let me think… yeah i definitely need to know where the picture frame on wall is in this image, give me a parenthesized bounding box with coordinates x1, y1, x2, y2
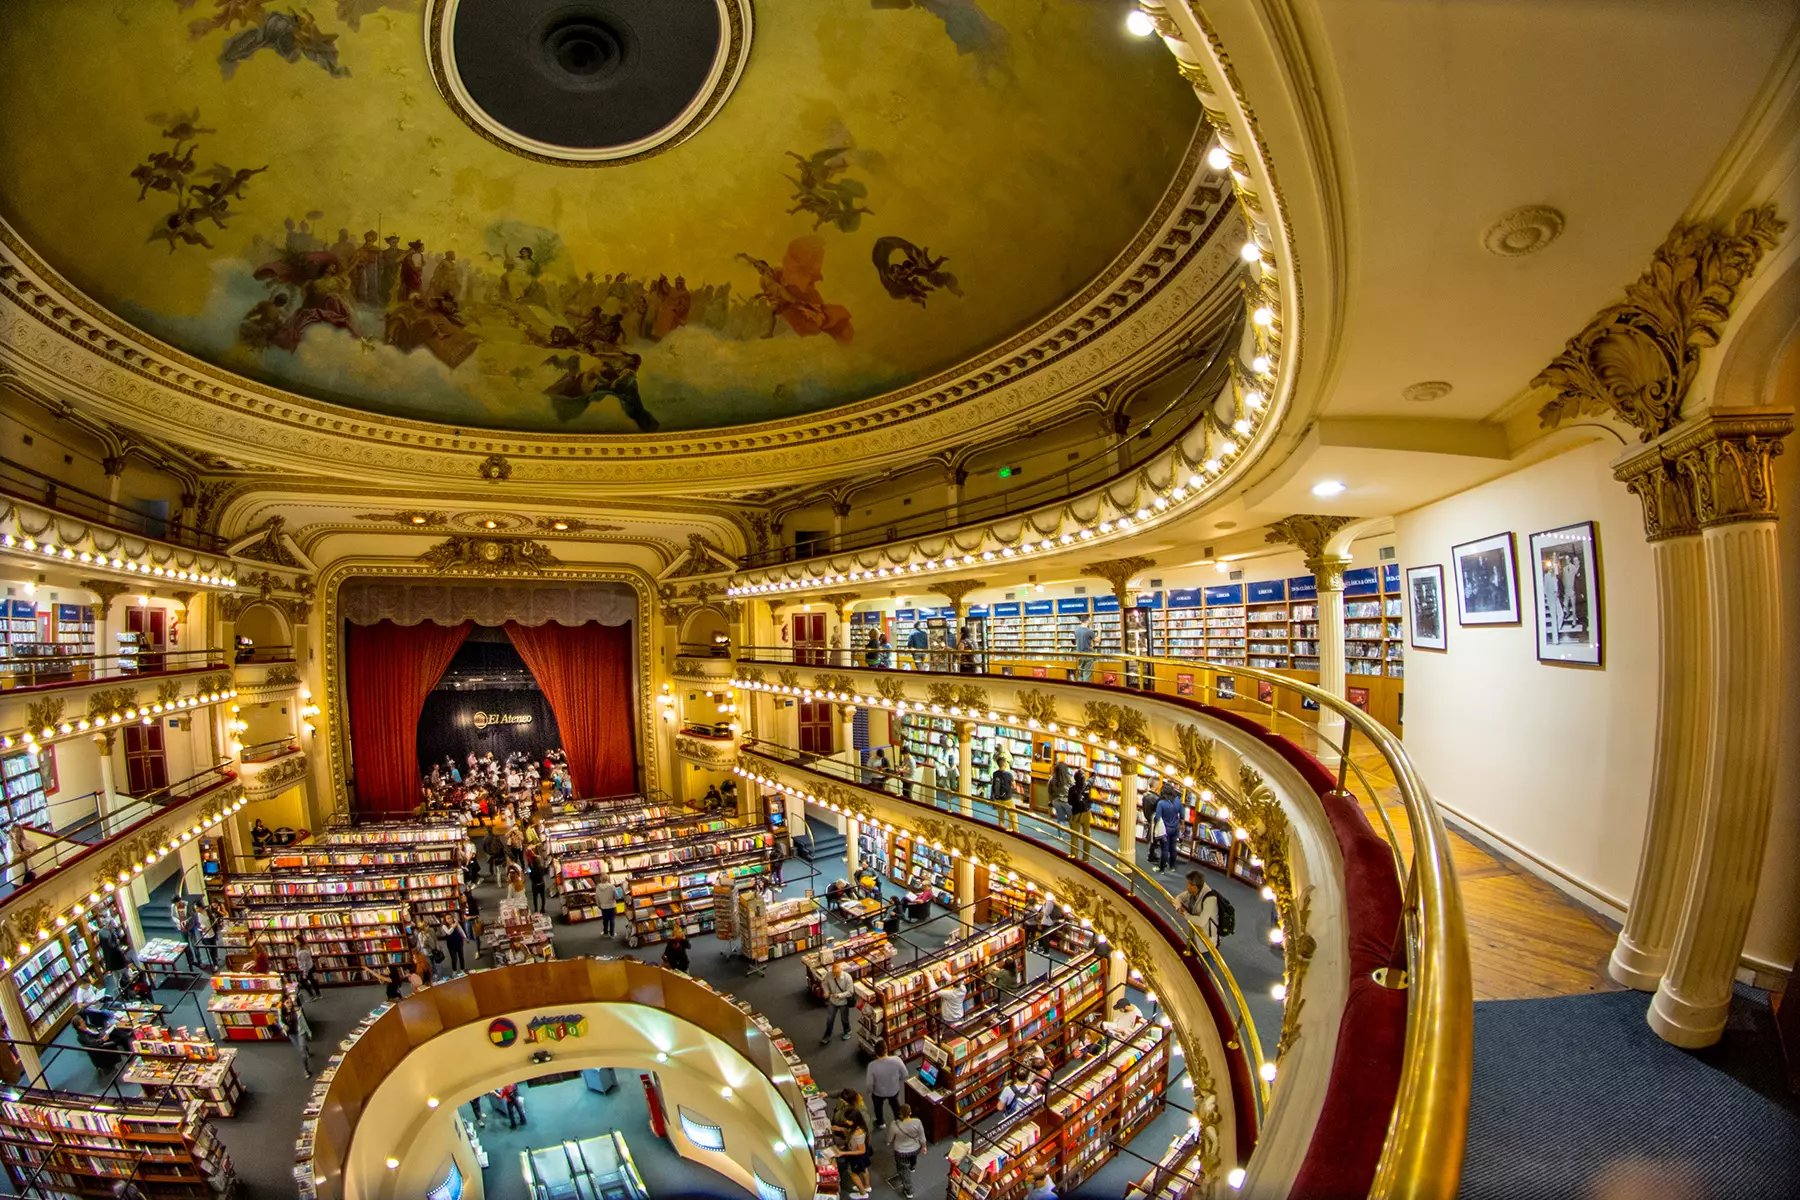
(1451, 532, 1520, 625)
(1406, 564, 1448, 651)
(1529, 521, 1604, 667)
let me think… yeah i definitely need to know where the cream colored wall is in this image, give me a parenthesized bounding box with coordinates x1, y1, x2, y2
(1750, 406, 1797, 972)
(1395, 439, 1656, 922)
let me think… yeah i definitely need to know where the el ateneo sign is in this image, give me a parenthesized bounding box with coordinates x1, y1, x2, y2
(472, 711, 534, 730)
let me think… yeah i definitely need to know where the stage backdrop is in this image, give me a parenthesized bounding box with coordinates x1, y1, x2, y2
(417, 688, 563, 773)
(504, 621, 637, 799)
(345, 620, 472, 816)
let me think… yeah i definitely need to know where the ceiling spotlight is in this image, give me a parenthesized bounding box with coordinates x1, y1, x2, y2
(1125, 8, 1156, 36)
(1240, 240, 1260, 262)
(1207, 145, 1231, 170)
(1311, 480, 1347, 497)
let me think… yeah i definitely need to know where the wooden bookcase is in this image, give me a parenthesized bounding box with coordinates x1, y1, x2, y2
(0, 1091, 235, 1198)
(854, 923, 1024, 1061)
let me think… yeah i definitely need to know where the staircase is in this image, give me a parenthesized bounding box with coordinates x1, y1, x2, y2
(136, 877, 187, 946)
(796, 817, 846, 863)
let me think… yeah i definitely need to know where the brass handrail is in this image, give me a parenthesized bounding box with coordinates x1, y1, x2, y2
(737, 735, 1271, 1120)
(733, 645, 1472, 1200)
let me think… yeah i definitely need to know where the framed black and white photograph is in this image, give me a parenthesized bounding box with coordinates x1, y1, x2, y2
(1451, 532, 1520, 625)
(1529, 522, 1603, 666)
(1406, 564, 1448, 651)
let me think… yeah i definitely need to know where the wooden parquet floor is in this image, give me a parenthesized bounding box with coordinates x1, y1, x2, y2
(1329, 741, 1625, 1001)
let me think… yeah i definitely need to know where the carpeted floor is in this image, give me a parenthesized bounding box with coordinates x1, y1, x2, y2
(1460, 987, 1800, 1200)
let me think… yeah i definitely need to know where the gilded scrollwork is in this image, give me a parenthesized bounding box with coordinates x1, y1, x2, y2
(1237, 764, 1312, 1058)
(262, 664, 300, 688)
(873, 676, 908, 705)
(776, 669, 801, 690)
(1264, 514, 1355, 562)
(812, 673, 855, 696)
(908, 816, 1012, 871)
(1080, 700, 1150, 751)
(1535, 204, 1786, 440)
(1175, 725, 1222, 793)
(417, 535, 561, 575)
(1015, 688, 1059, 727)
(86, 688, 140, 723)
(25, 698, 64, 734)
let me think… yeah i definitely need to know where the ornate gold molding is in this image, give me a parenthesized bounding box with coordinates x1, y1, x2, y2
(932, 579, 987, 619)
(908, 816, 1012, 871)
(1614, 408, 1792, 538)
(1080, 700, 1150, 752)
(1237, 765, 1312, 1058)
(78, 578, 133, 609)
(1264, 514, 1355, 562)
(25, 699, 65, 735)
(925, 682, 991, 713)
(1015, 689, 1060, 728)
(417, 535, 561, 575)
(355, 510, 449, 527)
(1176, 724, 1223, 794)
(1080, 555, 1158, 602)
(873, 677, 909, 706)
(812, 674, 856, 696)
(1536, 204, 1786, 440)
(85, 688, 139, 723)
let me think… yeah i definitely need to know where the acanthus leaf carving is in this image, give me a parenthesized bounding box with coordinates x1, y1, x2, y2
(417, 535, 561, 576)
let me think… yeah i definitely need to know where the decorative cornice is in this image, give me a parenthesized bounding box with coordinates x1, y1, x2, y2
(354, 510, 449, 528)
(1264, 514, 1355, 561)
(932, 579, 987, 616)
(1536, 204, 1786, 441)
(1614, 407, 1792, 537)
(1080, 555, 1158, 602)
(77, 578, 133, 608)
(417, 535, 561, 575)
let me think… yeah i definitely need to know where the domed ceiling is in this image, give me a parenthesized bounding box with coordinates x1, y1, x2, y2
(0, 0, 1198, 435)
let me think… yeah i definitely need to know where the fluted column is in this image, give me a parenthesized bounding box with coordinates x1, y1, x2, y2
(846, 818, 861, 877)
(1610, 457, 1709, 989)
(955, 723, 974, 818)
(93, 731, 122, 836)
(1116, 759, 1141, 863)
(1309, 554, 1353, 745)
(955, 858, 977, 932)
(1645, 411, 1789, 1048)
(0, 975, 41, 1081)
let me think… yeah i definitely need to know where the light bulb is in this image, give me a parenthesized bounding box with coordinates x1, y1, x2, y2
(1228, 1168, 1246, 1190)
(1207, 145, 1230, 170)
(1240, 240, 1260, 262)
(1125, 9, 1156, 36)
(1271, 982, 1287, 1001)
(1259, 1062, 1278, 1082)
(1311, 479, 1347, 497)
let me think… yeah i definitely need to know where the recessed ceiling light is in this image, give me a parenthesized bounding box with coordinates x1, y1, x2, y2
(1125, 9, 1156, 36)
(1311, 480, 1347, 497)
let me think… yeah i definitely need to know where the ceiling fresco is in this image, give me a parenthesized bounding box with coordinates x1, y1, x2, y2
(0, 1, 1198, 435)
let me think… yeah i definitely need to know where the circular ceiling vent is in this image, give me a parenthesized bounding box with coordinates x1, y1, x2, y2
(1402, 380, 1454, 403)
(426, 0, 752, 165)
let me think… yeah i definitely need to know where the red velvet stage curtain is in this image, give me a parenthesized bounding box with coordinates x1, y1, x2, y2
(504, 621, 638, 798)
(346, 620, 472, 816)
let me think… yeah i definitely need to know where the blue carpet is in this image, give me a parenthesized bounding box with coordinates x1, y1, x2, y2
(1462, 989, 1800, 1200)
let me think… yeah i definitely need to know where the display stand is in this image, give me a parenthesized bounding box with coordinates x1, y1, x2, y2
(623, 832, 774, 946)
(1128, 1127, 1207, 1199)
(737, 893, 821, 964)
(801, 930, 893, 999)
(208, 972, 288, 1041)
(122, 1030, 243, 1118)
(0, 1090, 235, 1198)
(491, 900, 555, 966)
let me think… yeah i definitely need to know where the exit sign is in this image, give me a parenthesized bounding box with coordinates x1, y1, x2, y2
(997, 465, 1024, 478)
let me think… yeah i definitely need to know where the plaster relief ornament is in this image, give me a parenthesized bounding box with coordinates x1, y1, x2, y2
(416, 535, 561, 575)
(1535, 204, 1785, 441)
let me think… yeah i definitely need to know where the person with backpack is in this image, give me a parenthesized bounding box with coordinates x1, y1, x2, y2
(1178, 871, 1232, 944)
(1067, 767, 1094, 862)
(990, 761, 1018, 831)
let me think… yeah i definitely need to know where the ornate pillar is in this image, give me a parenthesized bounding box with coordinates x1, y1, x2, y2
(846, 818, 861, 877)
(955, 858, 977, 933)
(1609, 455, 1709, 989)
(93, 731, 122, 835)
(1649, 412, 1790, 1048)
(955, 722, 974, 817)
(1107, 947, 1129, 1013)
(102, 455, 125, 503)
(1117, 758, 1141, 862)
(1265, 516, 1356, 743)
(1309, 553, 1353, 745)
(830, 497, 852, 552)
(946, 465, 967, 525)
(79, 580, 131, 676)
(0, 975, 42, 1081)
(934, 579, 986, 630)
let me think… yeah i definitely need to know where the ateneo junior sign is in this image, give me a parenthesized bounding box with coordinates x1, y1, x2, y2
(471, 711, 534, 730)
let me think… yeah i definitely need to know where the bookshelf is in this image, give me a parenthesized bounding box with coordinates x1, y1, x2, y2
(1160, 590, 1204, 660)
(921, 952, 1104, 1127)
(1020, 600, 1056, 658)
(122, 1032, 243, 1117)
(946, 1024, 1169, 1200)
(0, 1090, 235, 1198)
(738, 894, 822, 962)
(264, 844, 458, 871)
(987, 602, 1023, 657)
(1130, 1127, 1207, 1200)
(223, 865, 460, 925)
(619, 828, 776, 945)
(854, 923, 1024, 1060)
(1049, 598, 1091, 661)
(1091, 595, 1122, 655)
(1200, 585, 1247, 667)
(854, 824, 891, 885)
(320, 820, 464, 847)
(207, 972, 289, 1041)
(1289, 573, 1320, 669)
(2, 749, 49, 831)
(222, 906, 412, 986)
(1245, 579, 1290, 670)
(971, 726, 1031, 806)
(12, 936, 81, 1037)
(888, 833, 954, 906)
(984, 869, 1029, 922)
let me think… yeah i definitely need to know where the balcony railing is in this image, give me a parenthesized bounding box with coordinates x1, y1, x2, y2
(1, 760, 238, 903)
(734, 645, 1472, 1200)
(239, 737, 301, 764)
(740, 309, 1242, 570)
(234, 644, 295, 664)
(0, 456, 227, 554)
(0, 647, 227, 692)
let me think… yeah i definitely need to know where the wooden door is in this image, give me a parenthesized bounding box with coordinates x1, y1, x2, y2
(127, 607, 168, 672)
(797, 701, 834, 755)
(123, 723, 168, 795)
(792, 611, 826, 667)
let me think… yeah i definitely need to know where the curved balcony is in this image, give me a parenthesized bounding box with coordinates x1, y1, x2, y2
(673, 728, 738, 770)
(238, 739, 306, 802)
(731, 647, 1470, 1200)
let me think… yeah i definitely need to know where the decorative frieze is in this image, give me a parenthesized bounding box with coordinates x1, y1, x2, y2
(1615, 408, 1792, 539)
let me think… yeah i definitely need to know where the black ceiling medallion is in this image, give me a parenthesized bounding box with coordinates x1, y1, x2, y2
(425, 0, 752, 165)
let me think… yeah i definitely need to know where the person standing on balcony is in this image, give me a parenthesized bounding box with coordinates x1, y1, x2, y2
(956, 625, 978, 674)
(1178, 872, 1222, 944)
(1067, 768, 1094, 862)
(192, 902, 219, 968)
(991, 760, 1018, 831)
(6, 823, 33, 886)
(1070, 615, 1097, 682)
(1153, 780, 1184, 873)
(1047, 759, 1073, 823)
(906, 622, 928, 669)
